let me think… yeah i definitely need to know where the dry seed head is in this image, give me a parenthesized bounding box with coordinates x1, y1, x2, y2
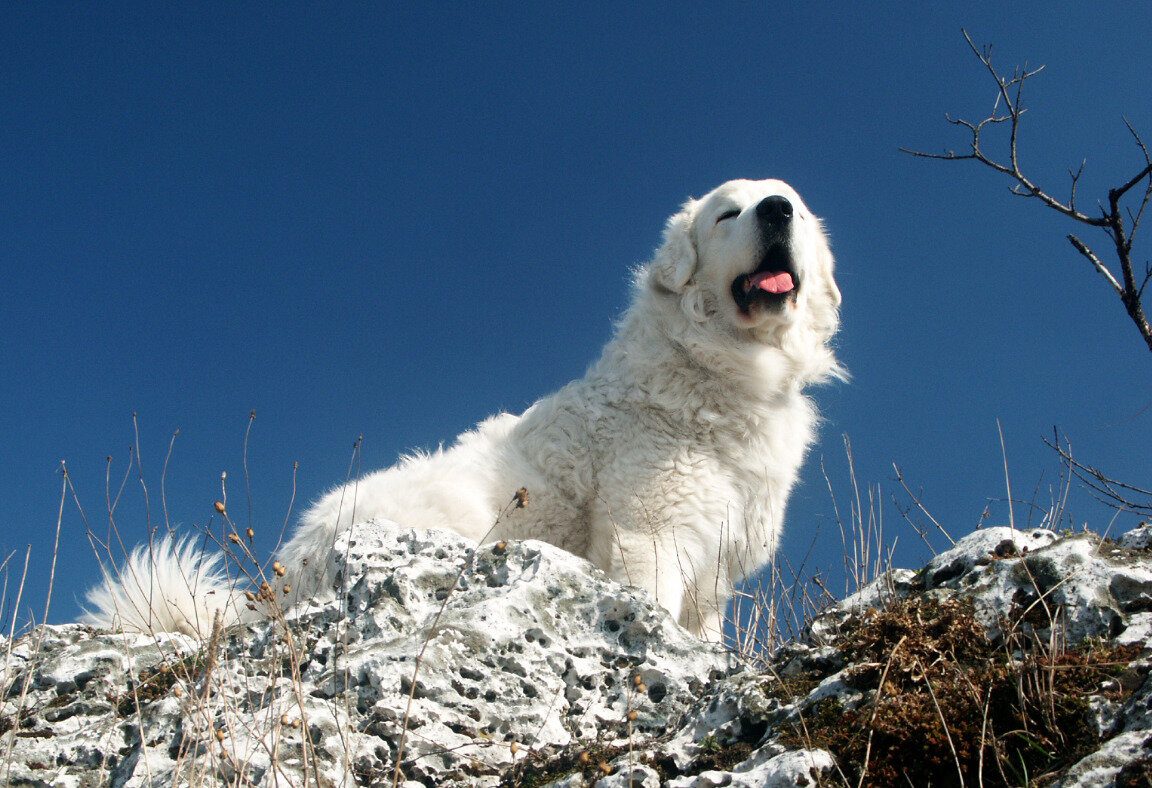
(228, 533, 241, 544)
(244, 590, 256, 602)
(598, 762, 612, 776)
(515, 487, 529, 508)
(173, 685, 183, 697)
(214, 501, 226, 514)
(627, 709, 638, 721)
(509, 742, 519, 756)
(637, 683, 647, 693)
(633, 674, 643, 686)
(273, 561, 286, 577)
(495, 541, 508, 553)
(246, 527, 254, 539)
(281, 714, 291, 726)
(578, 751, 590, 765)
(282, 584, 291, 595)
(291, 717, 301, 728)
(215, 728, 226, 742)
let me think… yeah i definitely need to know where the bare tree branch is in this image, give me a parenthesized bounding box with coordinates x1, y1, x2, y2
(1044, 431, 1152, 515)
(1067, 235, 1124, 296)
(1121, 122, 1152, 243)
(1068, 160, 1086, 215)
(902, 30, 1152, 356)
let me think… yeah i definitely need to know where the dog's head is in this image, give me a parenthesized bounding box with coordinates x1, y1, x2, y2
(648, 179, 842, 383)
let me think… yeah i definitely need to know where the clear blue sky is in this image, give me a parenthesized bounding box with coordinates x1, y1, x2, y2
(3, 3, 1150, 627)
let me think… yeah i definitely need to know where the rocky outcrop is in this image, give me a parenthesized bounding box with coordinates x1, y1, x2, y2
(3, 521, 1151, 786)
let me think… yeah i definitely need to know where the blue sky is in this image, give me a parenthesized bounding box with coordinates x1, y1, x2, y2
(3, 3, 1150, 627)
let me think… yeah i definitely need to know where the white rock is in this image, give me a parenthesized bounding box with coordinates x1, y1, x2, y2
(8, 520, 1152, 786)
(1119, 522, 1152, 551)
(1054, 730, 1151, 788)
(665, 747, 834, 787)
(4, 520, 736, 786)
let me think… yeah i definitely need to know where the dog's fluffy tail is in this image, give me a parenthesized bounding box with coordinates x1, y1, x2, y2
(81, 534, 249, 638)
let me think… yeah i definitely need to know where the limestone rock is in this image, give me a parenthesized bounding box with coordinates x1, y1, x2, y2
(3, 521, 1151, 786)
(1, 521, 738, 786)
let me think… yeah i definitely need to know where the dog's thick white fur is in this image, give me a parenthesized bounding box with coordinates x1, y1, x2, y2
(83, 178, 842, 640)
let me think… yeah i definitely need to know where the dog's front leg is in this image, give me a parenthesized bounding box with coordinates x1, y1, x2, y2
(599, 528, 690, 627)
(680, 592, 727, 643)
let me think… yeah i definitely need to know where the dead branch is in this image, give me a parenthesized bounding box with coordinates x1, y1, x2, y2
(1043, 430, 1152, 515)
(902, 30, 1152, 356)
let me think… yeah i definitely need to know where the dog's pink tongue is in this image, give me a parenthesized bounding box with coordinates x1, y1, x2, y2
(747, 271, 795, 294)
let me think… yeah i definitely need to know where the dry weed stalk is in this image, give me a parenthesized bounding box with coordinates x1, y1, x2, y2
(390, 487, 530, 786)
(1, 462, 70, 787)
(1044, 431, 1152, 516)
(64, 414, 337, 784)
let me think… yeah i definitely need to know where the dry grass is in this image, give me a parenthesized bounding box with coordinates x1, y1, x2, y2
(782, 595, 1141, 787)
(4, 418, 1146, 787)
(0, 413, 335, 786)
(729, 435, 898, 666)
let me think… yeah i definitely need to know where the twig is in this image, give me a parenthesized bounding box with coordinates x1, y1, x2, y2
(902, 30, 1152, 355)
(916, 658, 966, 787)
(1043, 431, 1152, 514)
(893, 464, 954, 544)
(391, 488, 529, 786)
(997, 420, 1015, 530)
(856, 634, 907, 788)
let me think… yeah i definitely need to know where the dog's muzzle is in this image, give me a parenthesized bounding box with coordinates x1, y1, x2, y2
(731, 195, 799, 314)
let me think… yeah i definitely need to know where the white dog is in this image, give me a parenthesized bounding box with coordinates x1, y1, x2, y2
(84, 178, 842, 640)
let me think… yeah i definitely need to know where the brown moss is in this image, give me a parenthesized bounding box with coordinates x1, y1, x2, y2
(763, 675, 821, 704)
(108, 652, 208, 716)
(500, 731, 761, 787)
(1117, 756, 1152, 787)
(690, 739, 754, 773)
(498, 742, 635, 788)
(784, 596, 1143, 787)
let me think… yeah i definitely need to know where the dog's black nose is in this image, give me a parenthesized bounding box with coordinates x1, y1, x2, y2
(755, 195, 793, 228)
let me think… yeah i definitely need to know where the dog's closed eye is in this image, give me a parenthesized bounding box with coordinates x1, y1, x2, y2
(715, 209, 740, 224)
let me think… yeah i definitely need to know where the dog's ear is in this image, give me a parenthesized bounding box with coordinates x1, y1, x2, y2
(819, 240, 842, 309)
(651, 201, 698, 293)
(806, 224, 843, 344)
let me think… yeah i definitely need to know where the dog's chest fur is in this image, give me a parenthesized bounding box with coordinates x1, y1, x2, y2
(500, 321, 818, 584)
